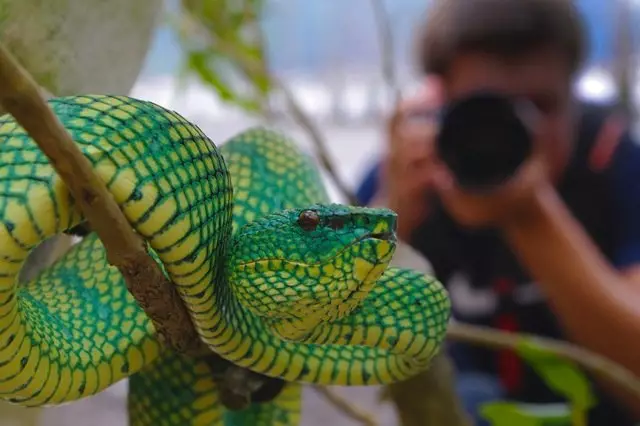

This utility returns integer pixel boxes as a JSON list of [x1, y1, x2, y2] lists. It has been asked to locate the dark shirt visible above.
[[355, 101, 640, 425]]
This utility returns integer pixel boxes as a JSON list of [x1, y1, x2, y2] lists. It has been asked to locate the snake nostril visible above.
[[328, 217, 345, 230]]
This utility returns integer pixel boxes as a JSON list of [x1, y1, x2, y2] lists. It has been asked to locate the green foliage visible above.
[[173, 0, 272, 113], [481, 338, 596, 426], [185, 49, 261, 111], [481, 402, 572, 426], [518, 338, 596, 424]]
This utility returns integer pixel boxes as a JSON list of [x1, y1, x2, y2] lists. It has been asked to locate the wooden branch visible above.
[[8, 85, 76, 285], [0, 43, 203, 354], [313, 386, 378, 426], [448, 322, 640, 401], [276, 83, 359, 205], [221, 43, 358, 205], [369, 0, 401, 104]]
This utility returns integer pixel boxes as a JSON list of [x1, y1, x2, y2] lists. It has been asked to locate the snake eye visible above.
[[298, 210, 320, 231]]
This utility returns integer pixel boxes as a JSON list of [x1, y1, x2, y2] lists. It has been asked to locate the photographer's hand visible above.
[[380, 78, 442, 241], [434, 113, 640, 412], [430, 152, 550, 229], [430, 109, 559, 229]]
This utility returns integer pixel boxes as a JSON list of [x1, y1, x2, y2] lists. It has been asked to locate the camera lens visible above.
[[436, 92, 534, 191]]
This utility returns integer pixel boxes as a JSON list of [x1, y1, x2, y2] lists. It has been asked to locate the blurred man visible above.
[[360, 0, 640, 424]]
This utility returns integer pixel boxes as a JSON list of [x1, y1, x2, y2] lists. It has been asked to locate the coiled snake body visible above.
[[0, 95, 450, 424]]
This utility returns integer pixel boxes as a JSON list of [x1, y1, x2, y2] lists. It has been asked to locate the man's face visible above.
[[443, 49, 576, 181]]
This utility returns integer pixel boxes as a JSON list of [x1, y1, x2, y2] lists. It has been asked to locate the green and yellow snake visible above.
[[0, 95, 451, 425]]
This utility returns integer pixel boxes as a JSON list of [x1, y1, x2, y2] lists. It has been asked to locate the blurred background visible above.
[[131, 0, 640, 203]]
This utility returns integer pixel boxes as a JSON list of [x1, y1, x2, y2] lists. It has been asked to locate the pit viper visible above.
[[0, 95, 451, 425]]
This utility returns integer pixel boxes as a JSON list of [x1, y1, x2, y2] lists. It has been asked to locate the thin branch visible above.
[[230, 49, 359, 205], [180, 12, 359, 205], [448, 322, 640, 401], [313, 386, 378, 426], [277, 84, 359, 205], [0, 43, 203, 354], [369, 0, 401, 104]]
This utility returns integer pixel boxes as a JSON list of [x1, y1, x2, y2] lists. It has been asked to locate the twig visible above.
[[369, 0, 401, 104], [222, 45, 358, 205], [448, 322, 640, 400], [0, 43, 203, 354], [6, 85, 76, 284], [313, 386, 378, 426], [179, 12, 359, 205], [276, 84, 359, 205]]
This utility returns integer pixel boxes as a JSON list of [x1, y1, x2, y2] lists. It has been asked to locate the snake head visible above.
[[227, 203, 397, 340]]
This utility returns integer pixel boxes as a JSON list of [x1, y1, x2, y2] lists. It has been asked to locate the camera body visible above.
[[435, 92, 536, 191]]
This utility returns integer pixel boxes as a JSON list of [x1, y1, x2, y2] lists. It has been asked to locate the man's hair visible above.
[[418, 0, 587, 76]]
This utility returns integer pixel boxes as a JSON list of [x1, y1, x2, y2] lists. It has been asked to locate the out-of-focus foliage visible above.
[[174, 0, 272, 113], [518, 339, 595, 425], [480, 339, 596, 426], [481, 402, 572, 426]]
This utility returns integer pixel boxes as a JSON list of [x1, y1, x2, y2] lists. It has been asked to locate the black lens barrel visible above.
[[436, 92, 535, 191]]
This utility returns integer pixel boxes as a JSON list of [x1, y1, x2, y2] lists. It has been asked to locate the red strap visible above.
[[492, 277, 523, 392], [496, 314, 522, 392], [588, 113, 625, 172]]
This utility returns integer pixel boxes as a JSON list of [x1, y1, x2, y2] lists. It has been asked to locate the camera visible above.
[[435, 92, 536, 191]]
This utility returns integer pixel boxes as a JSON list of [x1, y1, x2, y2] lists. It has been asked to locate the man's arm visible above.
[[501, 125, 640, 405]]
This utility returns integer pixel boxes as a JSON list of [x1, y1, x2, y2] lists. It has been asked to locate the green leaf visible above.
[[480, 402, 543, 426], [516, 338, 596, 411], [480, 402, 573, 426], [237, 43, 271, 94], [187, 51, 234, 99], [175, 0, 271, 115], [185, 50, 261, 112]]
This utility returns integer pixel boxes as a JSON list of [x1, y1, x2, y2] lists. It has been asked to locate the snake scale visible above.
[[0, 95, 451, 425]]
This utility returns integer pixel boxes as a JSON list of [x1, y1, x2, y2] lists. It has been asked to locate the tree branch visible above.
[[277, 83, 359, 205], [369, 0, 401, 104], [448, 322, 640, 401], [0, 43, 203, 354], [221, 43, 358, 205]]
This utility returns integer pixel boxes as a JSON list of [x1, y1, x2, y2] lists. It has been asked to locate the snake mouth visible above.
[[368, 231, 396, 242], [359, 231, 396, 245]]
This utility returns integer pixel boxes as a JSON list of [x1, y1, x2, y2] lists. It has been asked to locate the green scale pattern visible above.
[[0, 95, 232, 407], [129, 128, 325, 425], [128, 128, 450, 425], [0, 96, 451, 425]]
